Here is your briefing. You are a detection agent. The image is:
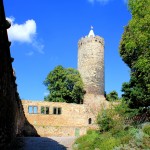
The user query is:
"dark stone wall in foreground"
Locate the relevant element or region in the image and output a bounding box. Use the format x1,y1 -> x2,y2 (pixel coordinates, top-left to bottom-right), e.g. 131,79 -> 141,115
0,0 -> 38,148
0,0 -> 17,148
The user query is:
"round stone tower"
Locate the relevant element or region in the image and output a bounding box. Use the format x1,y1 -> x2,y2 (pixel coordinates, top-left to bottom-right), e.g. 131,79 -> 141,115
78,27 -> 105,104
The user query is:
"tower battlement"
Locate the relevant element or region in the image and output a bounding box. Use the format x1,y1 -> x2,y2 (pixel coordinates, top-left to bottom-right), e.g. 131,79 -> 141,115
78,36 -> 104,48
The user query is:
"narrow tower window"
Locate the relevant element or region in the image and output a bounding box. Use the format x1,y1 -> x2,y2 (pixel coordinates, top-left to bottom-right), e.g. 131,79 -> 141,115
88,118 -> 92,124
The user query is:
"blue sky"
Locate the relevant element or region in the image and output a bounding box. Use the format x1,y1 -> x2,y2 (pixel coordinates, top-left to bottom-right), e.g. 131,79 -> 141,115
4,0 -> 131,100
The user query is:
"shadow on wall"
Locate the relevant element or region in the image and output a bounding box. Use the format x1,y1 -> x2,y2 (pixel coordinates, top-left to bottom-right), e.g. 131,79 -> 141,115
19,119 -> 40,137
16,119 -> 40,137
12,137 -> 67,150
16,99 -> 40,137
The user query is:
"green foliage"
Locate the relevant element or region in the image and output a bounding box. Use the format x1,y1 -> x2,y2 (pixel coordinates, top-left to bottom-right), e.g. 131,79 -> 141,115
73,125 -> 138,150
143,124 -> 150,136
114,129 -> 150,150
106,90 -> 119,101
97,101 -> 129,132
44,65 -> 85,103
97,110 -> 115,132
114,100 -> 129,116
74,100 -> 149,150
97,137 -> 120,150
41,106 -> 45,114
114,99 -> 139,118
119,0 -> 150,108
73,100 -> 148,150
73,130 -> 99,150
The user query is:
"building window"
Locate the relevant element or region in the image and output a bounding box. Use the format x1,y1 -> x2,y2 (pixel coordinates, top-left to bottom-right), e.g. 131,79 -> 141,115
41,106 -> 45,114
41,106 -> 50,114
53,107 -> 57,114
46,107 -> 49,114
33,106 -> 38,114
58,108 -> 62,114
53,107 -> 62,115
28,106 -> 38,114
88,118 -> 92,124
28,106 -> 33,114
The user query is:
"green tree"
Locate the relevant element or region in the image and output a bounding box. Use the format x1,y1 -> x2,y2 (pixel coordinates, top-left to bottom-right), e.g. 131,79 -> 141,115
44,65 -> 85,104
106,91 -> 119,101
119,0 -> 150,108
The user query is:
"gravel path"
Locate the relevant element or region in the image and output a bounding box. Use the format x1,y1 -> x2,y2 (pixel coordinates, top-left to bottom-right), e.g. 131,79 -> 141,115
14,137 -> 76,150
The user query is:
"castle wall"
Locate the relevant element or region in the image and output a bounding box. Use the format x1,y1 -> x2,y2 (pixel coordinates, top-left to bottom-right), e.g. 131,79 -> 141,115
22,100 -> 88,126
21,99 -> 110,136
22,100 -> 98,136
29,126 -> 87,137
0,0 -> 19,147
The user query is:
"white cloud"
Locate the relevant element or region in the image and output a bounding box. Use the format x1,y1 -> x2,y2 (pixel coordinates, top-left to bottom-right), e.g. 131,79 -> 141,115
32,39 -> 44,54
7,17 -> 44,54
7,17 -> 36,43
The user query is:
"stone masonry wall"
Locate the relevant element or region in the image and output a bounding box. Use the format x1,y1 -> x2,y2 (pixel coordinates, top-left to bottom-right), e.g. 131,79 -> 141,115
0,0 -> 19,147
21,99 -> 110,137
33,126 -> 87,137
22,100 -> 88,127
22,100 -> 96,136
78,35 -> 104,96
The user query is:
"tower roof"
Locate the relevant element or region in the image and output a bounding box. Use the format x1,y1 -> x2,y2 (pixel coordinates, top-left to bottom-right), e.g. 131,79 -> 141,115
88,26 -> 95,37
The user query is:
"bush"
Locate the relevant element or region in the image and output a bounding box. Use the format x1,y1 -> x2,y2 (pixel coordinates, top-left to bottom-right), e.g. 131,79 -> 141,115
73,130 -> 99,150
114,128 -> 150,150
73,126 -> 137,150
73,100 -> 149,150
97,109 -> 116,132
97,112 -> 114,131
98,137 -> 120,150
143,124 -> 150,136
